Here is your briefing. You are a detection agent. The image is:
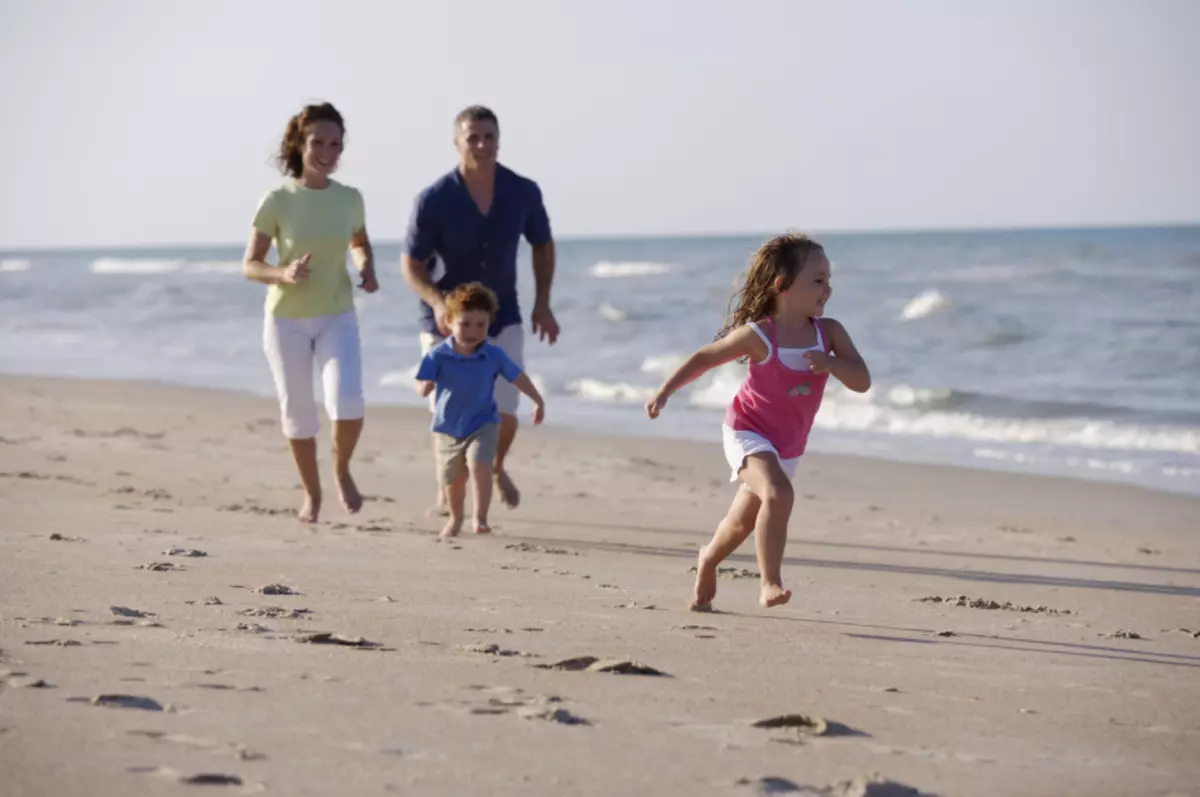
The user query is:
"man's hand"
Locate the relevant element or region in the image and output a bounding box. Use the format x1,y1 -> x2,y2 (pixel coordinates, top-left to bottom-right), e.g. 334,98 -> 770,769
433,299 -> 451,336
531,302 -> 560,345
531,401 -> 545,426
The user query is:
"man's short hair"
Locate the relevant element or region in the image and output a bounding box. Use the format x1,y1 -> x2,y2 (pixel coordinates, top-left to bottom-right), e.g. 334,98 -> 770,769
454,105 -> 499,130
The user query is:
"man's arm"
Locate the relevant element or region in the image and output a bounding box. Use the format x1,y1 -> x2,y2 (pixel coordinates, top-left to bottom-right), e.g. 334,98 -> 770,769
525,183 -> 559,344
400,191 -> 449,334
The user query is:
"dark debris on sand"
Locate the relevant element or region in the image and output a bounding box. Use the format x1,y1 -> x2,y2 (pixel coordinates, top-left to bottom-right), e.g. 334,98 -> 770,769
293,632 -> 380,648
916,595 -> 1070,615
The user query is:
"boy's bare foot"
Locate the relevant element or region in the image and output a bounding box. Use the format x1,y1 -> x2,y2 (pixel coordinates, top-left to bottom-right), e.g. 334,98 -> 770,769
439,518 -> 462,538
298,493 -> 320,524
336,471 -> 363,514
474,519 -> 491,535
760,583 -> 792,608
691,547 -> 718,610
495,470 -> 520,509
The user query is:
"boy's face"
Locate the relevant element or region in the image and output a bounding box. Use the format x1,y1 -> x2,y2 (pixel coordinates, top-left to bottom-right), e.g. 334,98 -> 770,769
449,309 -> 491,349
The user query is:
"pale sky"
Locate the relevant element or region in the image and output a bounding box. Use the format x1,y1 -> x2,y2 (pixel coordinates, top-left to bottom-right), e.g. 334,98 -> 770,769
1,0 -> 1197,249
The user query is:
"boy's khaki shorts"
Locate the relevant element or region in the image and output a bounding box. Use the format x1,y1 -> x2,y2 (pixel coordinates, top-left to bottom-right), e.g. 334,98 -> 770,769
434,423 -> 500,486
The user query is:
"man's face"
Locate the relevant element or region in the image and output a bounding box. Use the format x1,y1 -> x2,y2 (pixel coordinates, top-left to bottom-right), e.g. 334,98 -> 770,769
455,118 -> 499,168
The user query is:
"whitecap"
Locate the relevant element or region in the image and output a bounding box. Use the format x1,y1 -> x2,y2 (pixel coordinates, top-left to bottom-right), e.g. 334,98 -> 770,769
590,261 -> 677,278
900,288 -> 949,320
567,378 -> 655,404
0,258 -> 31,272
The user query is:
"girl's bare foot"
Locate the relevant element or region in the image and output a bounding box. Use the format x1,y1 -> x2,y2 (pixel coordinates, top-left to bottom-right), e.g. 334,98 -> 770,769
760,583 -> 792,608
439,518 -> 462,538
495,470 -> 520,509
691,547 -> 718,610
336,471 -> 363,514
474,519 -> 491,535
298,493 -> 321,524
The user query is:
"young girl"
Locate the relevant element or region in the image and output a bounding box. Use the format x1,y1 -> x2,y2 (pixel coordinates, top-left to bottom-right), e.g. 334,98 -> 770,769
645,233 -> 871,610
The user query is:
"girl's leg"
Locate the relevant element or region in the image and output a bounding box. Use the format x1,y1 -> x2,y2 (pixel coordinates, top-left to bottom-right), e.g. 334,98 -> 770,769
263,316 -> 322,522
738,453 -> 796,607
317,313 -> 366,514
692,487 -> 761,610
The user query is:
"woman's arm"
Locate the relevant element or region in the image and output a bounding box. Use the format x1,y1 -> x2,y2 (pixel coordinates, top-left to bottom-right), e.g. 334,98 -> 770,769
350,226 -> 378,292
242,229 -> 307,286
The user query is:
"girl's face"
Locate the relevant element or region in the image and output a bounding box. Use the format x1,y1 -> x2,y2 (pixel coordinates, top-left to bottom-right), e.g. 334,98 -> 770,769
302,120 -> 343,179
779,250 -> 832,316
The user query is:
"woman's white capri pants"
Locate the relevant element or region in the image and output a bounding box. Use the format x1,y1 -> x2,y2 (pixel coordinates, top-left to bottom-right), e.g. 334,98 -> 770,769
262,311 -> 365,439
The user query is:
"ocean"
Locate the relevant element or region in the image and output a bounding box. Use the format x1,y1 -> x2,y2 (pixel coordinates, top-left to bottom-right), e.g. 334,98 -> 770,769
2,226 -> 1198,496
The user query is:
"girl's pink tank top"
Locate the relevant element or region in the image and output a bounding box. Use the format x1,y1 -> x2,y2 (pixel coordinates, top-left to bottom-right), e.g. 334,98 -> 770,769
722,317 -> 831,459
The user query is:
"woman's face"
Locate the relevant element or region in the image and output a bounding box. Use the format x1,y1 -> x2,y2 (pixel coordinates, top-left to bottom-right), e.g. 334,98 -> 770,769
302,120 -> 343,178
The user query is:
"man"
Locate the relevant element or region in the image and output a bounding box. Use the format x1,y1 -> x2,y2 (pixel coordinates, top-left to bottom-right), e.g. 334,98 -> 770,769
400,105 -> 559,514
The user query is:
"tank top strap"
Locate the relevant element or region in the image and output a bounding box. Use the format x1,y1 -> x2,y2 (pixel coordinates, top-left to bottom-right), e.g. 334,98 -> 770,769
747,319 -> 774,363
812,317 -> 828,352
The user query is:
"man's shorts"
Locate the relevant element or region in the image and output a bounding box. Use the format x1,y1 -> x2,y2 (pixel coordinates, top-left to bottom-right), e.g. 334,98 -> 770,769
434,423 -> 500,486
419,323 -> 524,415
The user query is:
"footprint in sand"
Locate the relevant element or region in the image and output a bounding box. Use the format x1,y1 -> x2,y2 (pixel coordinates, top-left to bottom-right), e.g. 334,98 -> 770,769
164,547 -> 207,557
83,694 -> 166,711
252,584 -> 299,596
293,632 -> 380,648
460,643 -> 535,658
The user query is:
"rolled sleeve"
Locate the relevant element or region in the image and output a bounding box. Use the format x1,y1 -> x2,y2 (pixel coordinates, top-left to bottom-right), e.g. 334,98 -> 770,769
403,192 -> 437,262
523,183 -> 552,246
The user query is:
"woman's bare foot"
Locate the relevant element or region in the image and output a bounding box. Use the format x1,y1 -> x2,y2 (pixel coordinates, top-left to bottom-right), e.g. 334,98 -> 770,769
335,470 -> 363,515
298,493 -> 321,524
760,583 -> 792,608
495,470 -> 520,509
474,518 -> 491,535
440,518 -> 462,538
691,547 -> 718,610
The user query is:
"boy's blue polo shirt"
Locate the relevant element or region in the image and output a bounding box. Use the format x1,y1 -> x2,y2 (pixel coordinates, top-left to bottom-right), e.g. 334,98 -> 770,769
415,340 -> 522,439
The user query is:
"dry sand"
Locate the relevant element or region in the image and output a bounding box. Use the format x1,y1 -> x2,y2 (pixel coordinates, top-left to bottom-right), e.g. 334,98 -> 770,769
1,374 -> 1198,797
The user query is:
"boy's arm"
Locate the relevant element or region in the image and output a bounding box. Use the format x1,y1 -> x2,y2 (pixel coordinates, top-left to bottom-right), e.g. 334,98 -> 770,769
510,371 -> 545,425
413,352 -> 439,398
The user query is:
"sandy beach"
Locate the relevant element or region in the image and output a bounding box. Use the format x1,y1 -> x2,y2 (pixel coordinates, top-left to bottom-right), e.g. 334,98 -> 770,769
1,374 -> 1198,797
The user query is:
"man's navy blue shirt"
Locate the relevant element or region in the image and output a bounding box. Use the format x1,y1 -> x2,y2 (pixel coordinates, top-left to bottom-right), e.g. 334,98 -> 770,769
404,164 -> 552,338
415,340 -> 523,439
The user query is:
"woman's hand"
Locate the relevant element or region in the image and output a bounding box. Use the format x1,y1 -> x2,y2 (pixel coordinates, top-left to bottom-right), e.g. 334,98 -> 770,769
281,253 -> 311,285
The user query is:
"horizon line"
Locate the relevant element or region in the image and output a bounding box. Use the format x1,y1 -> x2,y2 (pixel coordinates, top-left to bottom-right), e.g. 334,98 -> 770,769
2,218 -> 1198,255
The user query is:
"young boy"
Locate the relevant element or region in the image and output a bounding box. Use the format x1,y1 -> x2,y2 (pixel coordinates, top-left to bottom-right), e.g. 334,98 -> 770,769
414,282 -> 546,537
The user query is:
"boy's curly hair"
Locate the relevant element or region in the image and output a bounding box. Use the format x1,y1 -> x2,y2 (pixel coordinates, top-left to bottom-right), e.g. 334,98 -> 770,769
444,281 -> 499,320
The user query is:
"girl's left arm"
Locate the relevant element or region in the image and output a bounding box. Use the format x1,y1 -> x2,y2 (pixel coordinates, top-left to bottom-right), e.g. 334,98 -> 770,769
826,319 -> 871,393
350,226 -> 378,293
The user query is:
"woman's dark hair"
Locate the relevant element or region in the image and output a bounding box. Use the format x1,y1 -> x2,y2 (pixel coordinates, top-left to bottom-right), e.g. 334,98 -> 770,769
276,102 -> 345,178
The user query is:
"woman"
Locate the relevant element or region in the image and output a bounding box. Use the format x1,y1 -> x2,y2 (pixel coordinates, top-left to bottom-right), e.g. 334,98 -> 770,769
242,102 -> 378,523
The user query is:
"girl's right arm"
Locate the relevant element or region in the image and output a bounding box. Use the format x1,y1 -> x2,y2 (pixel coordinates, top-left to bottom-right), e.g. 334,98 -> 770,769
645,325 -> 765,419
241,229 -> 309,286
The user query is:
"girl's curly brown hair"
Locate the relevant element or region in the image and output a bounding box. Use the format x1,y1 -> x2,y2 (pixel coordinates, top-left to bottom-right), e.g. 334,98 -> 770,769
276,102 -> 345,178
717,233 -> 824,340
